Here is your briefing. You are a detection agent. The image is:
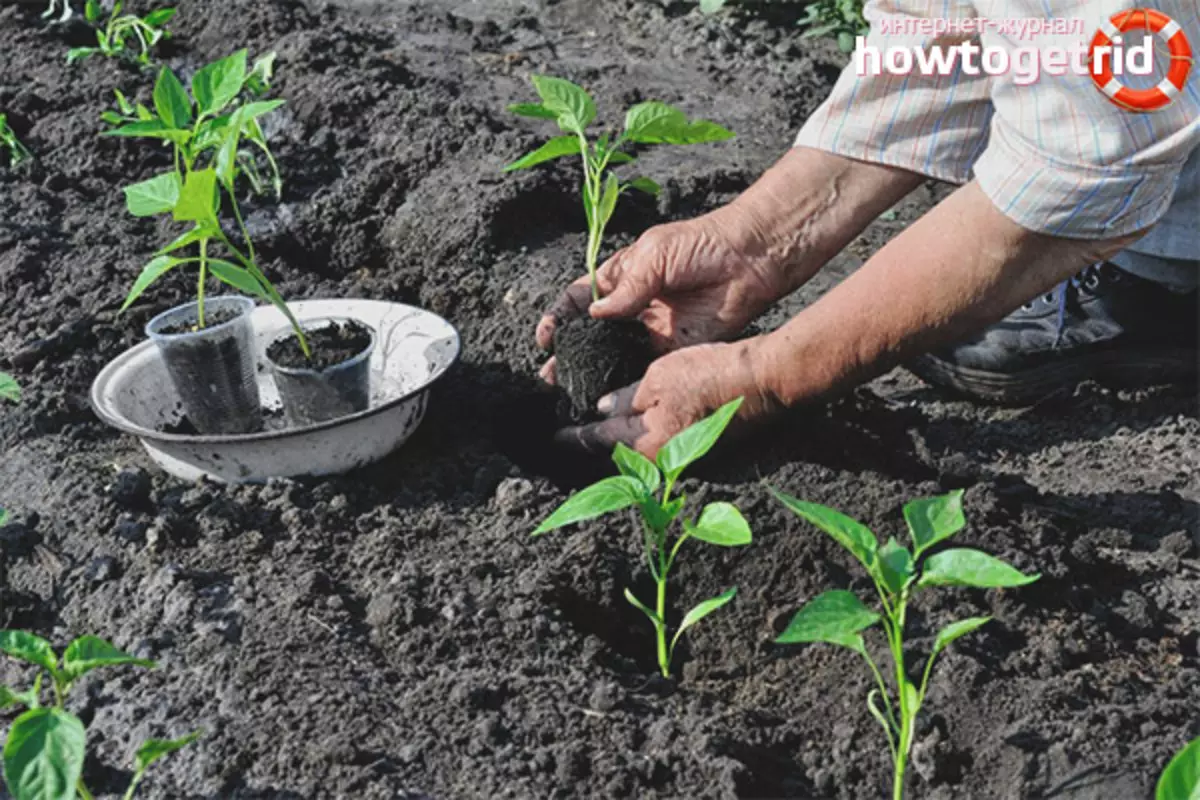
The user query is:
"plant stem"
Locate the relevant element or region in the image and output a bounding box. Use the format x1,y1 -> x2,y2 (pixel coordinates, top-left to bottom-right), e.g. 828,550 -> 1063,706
121,772 -> 144,800
197,237 -> 208,328
889,591 -> 914,800
655,575 -> 669,677
76,778 -> 95,800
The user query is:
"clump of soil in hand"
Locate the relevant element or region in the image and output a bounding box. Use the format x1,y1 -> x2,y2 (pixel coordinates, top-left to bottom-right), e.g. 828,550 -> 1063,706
553,317 -> 655,423
268,319 -> 373,370
157,306 -> 242,336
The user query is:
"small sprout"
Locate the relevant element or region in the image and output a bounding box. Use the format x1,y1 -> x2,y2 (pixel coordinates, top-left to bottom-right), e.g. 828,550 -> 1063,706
42,0 -> 72,24
533,399 -> 750,678
0,116 -> 32,169
67,1 -> 177,68
505,75 -> 733,302
0,373 -> 19,404
102,50 -> 307,355
799,0 -> 869,53
770,489 -> 1040,800
0,631 -> 201,800
1158,736 -> 1200,800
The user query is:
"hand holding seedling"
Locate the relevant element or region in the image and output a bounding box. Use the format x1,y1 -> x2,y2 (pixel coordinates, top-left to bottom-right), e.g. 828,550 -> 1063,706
534,398 -> 750,678
0,631 -> 201,800
770,489 -> 1040,800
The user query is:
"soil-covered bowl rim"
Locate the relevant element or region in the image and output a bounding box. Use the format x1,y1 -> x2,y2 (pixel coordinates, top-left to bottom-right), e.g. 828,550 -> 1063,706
91,299 -> 461,445
264,316 -> 378,377
145,295 -> 256,341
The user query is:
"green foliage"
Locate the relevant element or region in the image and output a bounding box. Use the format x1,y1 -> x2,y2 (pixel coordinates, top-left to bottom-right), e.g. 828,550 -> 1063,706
505,75 -> 733,301
1158,737 -> 1200,800
0,115 -> 32,169
102,51 -> 308,355
771,489 -> 1039,800
66,2 -> 176,68
0,631 -> 200,800
697,0 -> 868,53
533,399 -> 749,677
0,373 -> 20,404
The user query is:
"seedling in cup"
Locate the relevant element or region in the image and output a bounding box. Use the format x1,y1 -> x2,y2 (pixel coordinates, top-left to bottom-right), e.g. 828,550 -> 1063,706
505,75 -> 733,302
533,399 -> 750,678
770,489 -> 1040,800
0,630 -> 200,800
67,1 -> 176,68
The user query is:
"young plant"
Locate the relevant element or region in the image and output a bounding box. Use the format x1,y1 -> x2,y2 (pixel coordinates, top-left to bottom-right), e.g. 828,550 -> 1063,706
103,51 -> 307,354
770,489 -> 1040,800
1158,736 -> 1200,800
505,75 -> 733,302
0,115 -> 32,169
533,398 -> 750,677
0,630 -> 201,800
42,0 -> 72,24
0,373 -> 19,404
67,1 -> 176,68
799,0 -> 869,53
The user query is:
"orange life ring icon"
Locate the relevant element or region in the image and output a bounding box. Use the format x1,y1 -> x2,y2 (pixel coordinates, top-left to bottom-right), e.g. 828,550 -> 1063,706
1090,8 -> 1193,112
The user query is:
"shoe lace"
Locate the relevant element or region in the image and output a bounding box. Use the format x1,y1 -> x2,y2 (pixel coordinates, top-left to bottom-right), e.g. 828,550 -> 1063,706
1021,263 -> 1112,347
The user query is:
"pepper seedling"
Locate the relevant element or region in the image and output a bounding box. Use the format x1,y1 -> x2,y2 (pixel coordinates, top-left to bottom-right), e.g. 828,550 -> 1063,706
799,0 -> 869,53
102,50 -> 307,354
0,373 -> 19,404
533,398 -> 750,678
0,630 -> 201,800
770,489 -> 1040,800
1158,736 -> 1200,800
0,115 -> 32,169
41,0 -> 72,24
505,75 -> 733,302
66,1 -> 176,68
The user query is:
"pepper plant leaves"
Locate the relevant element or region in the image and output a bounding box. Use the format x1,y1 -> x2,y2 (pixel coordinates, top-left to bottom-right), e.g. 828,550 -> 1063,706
156,224 -> 217,256
623,588 -> 662,629
904,490 -> 966,558
532,476 -> 643,535
124,172 -> 181,217
656,397 -> 743,482
152,67 -> 191,130
640,495 -> 685,532
627,177 -> 660,195
208,259 -> 267,298
623,101 -> 733,145
507,102 -> 558,120
670,587 -> 737,653
135,730 -> 202,773
61,636 -> 154,682
2,708 -> 85,800
103,120 -> 191,146
687,502 -> 751,547
918,549 -> 1040,589
121,256 -> 182,311
503,136 -> 582,172
931,616 -> 991,660
0,631 -> 57,674
775,590 -> 879,652
876,537 -> 914,595
142,7 -> 177,28
0,373 -> 20,404
1157,737 -> 1200,800
771,490 -> 879,571
596,172 -> 620,230
192,49 -> 247,115
612,443 -> 660,494
530,75 -> 595,134
173,168 -> 218,224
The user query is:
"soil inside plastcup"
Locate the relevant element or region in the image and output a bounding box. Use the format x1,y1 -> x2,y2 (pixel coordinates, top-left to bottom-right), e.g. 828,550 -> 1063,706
156,306 -> 243,336
552,316 -> 655,424
267,319 -> 374,369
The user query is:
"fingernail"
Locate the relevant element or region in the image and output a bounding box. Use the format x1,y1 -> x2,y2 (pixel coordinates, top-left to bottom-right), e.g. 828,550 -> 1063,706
597,394 -> 614,414
591,298 -> 609,312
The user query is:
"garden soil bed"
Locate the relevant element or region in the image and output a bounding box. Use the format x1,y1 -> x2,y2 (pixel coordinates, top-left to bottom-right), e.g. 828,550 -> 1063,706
1,1 -> 1197,798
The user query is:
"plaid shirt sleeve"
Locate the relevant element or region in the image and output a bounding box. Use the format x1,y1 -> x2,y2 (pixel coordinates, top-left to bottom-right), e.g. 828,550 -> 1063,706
795,0 -> 1200,240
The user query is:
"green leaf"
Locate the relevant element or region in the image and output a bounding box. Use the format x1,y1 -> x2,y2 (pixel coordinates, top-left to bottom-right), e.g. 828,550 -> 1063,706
103,120 -> 192,146
627,176 -> 660,195
3,708 -> 86,800
775,590 -> 879,651
208,259 -> 267,298
699,0 -> 728,12
245,51 -> 277,96
876,537 -> 914,595
931,616 -> 991,659
134,730 -> 202,773
1158,737 -> 1200,800
114,89 -> 135,115
61,636 -> 154,682
530,75 -> 596,134
0,373 -> 20,404
532,476 -> 643,535
672,120 -> 736,145
142,7 -> 177,28
623,588 -> 662,629
153,67 -> 192,130
623,101 -> 734,145
919,549 -> 1040,589
173,168 -> 218,223
237,99 -> 285,124
640,495 -> 684,532
0,631 -> 57,674
688,502 -> 751,547
121,256 -> 181,311
612,443 -> 660,494
215,110 -> 244,190
656,397 -> 743,481
156,224 -> 215,255
597,172 -> 620,230
905,490 -> 966,558
0,687 -> 23,710
507,102 -> 559,120
770,490 -> 879,572
670,587 -> 736,654
124,172 -> 181,218
502,136 -> 582,172
66,48 -> 99,65
191,50 -> 248,115
606,151 -> 635,165
85,0 -> 101,22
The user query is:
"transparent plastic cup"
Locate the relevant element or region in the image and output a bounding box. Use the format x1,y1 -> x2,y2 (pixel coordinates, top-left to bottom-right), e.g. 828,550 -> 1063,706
146,296 -> 262,435
267,317 -> 376,428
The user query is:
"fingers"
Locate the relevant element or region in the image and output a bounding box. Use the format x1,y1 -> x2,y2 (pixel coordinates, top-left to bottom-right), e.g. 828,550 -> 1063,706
590,245 -> 663,321
539,356 -> 557,385
536,276 -> 594,351
553,414 -> 647,454
596,381 -> 641,416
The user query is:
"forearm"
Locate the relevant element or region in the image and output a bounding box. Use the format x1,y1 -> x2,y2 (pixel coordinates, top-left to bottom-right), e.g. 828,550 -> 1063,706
713,146 -> 927,294
750,181 -> 1143,407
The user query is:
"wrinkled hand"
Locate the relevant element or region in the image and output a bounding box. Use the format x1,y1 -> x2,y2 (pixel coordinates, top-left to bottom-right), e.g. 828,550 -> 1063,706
553,339 -> 779,457
536,212 -> 788,382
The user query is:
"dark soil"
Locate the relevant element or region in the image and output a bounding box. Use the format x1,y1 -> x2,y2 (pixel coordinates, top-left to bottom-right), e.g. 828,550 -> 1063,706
267,319 -> 373,371
0,1 -> 1197,799
553,316 -> 655,422
157,306 -> 243,337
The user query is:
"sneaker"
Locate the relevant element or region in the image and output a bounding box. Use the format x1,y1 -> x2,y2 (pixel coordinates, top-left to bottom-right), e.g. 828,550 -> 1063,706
909,263 -> 1198,404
